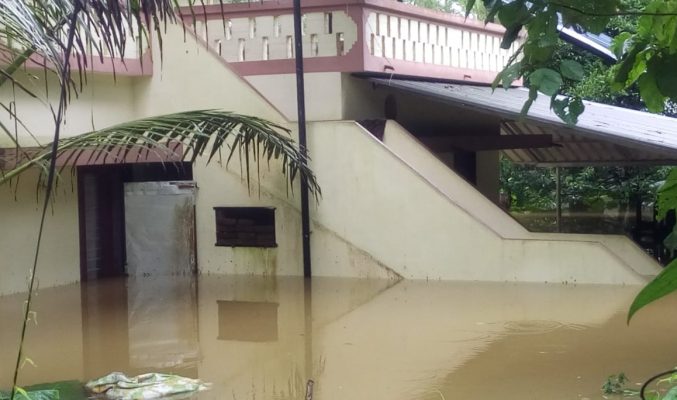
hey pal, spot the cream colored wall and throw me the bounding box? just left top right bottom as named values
left=308, top=120, right=654, bottom=284
left=0, top=73, right=137, bottom=147
left=0, top=169, right=80, bottom=296
left=134, top=24, right=397, bottom=280
left=131, top=27, right=283, bottom=122
left=380, top=120, right=660, bottom=282
left=245, top=72, right=344, bottom=121
left=0, top=70, right=136, bottom=297
left=383, top=120, right=525, bottom=238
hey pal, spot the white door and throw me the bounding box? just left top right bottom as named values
left=124, top=181, right=197, bottom=276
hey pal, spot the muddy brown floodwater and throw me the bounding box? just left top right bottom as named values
left=2, top=276, right=677, bottom=399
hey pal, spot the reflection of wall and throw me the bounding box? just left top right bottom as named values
left=313, top=280, right=638, bottom=400
left=217, top=300, right=279, bottom=342
left=196, top=276, right=307, bottom=398
left=0, top=284, right=84, bottom=388
left=127, top=277, right=199, bottom=372
left=0, top=275, right=648, bottom=400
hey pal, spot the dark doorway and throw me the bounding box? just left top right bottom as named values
left=77, top=162, right=193, bottom=281
left=78, top=166, right=126, bottom=280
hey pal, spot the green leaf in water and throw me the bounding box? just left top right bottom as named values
left=662, top=385, right=677, bottom=400
left=628, top=258, right=677, bottom=323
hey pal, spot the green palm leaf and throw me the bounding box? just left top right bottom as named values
left=0, top=110, right=321, bottom=198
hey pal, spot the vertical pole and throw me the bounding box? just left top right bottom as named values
left=556, top=167, right=562, bottom=233
left=303, top=279, right=313, bottom=381
left=293, top=0, right=312, bottom=277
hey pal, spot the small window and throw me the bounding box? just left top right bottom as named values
left=214, top=207, right=276, bottom=247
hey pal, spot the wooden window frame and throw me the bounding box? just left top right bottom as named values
left=214, top=207, right=277, bottom=248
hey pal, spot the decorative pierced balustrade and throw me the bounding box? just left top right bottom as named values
left=0, top=27, right=152, bottom=77
left=180, top=0, right=522, bottom=84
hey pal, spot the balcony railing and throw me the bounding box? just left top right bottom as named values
left=180, top=0, right=522, bottom=84
left=0, top=27, right=152, bottom=77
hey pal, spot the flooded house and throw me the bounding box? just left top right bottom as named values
left=1, top=0, right=672, bottom=294
left=3, top=0, right=677, bottom=398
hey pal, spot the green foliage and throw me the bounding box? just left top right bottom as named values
left=601, top=371, right=677, bottom=399
left=406, top=0, right=486, bottom=17
left=656, top=169, right=677, bottom=221
left=501, top=156, right=668, bottom=213
left=602, top=373, right=631, bottom=395
left=529, top=67, right=563, bottom=95
left=626, top=167, right=677, bottom=322
left=560, top=60, right=585, bottom=81
left=500, top=156, right=556, bottom=211
left=628, top=258, right=677, bottom=322
left=0, top=388, right=58, bottom=400
left=468, top=0, right=677, bottom=121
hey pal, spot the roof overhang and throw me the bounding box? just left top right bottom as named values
left=367, top=77, right=677, bottom=166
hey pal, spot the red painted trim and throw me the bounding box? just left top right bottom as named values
left=229, top=56, right=357, bottom=75
left=0, top=48, right=153, bottom=77
left=364, top=54, right=502, bottom=85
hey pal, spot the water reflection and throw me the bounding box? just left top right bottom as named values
left=217, top=301, right=279, bottom=342
left=2, top=276, right=677, bottom=400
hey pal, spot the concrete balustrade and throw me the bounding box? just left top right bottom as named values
left=366, top=12, right=519, bottom=73
left=0, top=25, right=152, bottom=76
left=179, top=0, right=522, bottom=84
left=195, top=11, right=358, bottom=62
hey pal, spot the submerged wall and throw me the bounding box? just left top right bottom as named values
left=0, top=169, right=80, bottom=295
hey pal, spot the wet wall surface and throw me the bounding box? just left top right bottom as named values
left=2, top=276, right=677, bottom=399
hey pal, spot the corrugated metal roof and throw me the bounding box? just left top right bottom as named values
left=368, top=78, right=677, bottom=165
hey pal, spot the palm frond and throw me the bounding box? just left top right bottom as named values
left=0, top=110, right=321, bottom=198
left=0, top=0, right=210, bottom=95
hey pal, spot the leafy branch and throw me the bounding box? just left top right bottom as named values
left=0, top=110, right=321, bottom=198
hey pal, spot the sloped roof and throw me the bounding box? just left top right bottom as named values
left=368, top=77, right=677, bottom=166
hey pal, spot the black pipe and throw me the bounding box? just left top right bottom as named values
left=641, top=369, right=677, bottom=399
left=292, top=0, right=312, bottom=277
